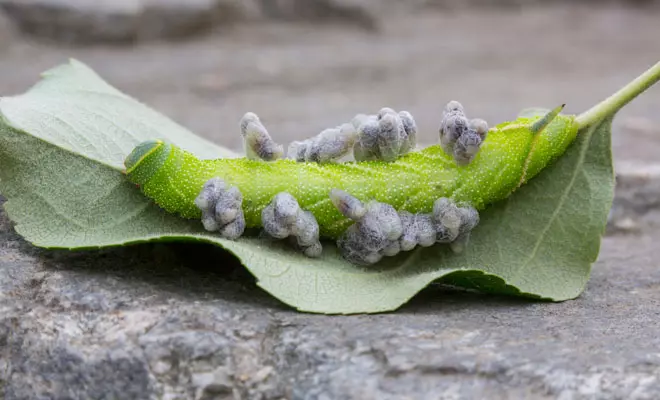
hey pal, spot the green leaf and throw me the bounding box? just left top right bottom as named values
left=0, top=60, right=618, bottom=314
left=0, top=59, right=239, bottom=168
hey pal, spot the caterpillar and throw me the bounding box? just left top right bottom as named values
left=124, top=102, right=578, bottom=265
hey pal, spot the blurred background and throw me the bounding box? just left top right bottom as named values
left=0, top=0, right=659, bottom=162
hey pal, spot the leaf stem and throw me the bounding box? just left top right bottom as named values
left=576, top=61, right=660, bottom=129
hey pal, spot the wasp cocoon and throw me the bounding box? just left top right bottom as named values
left=432, top=197, right=479, bottom=244
left=399, top=211, right=436, bottom=251
left=288, top=123, right=357, bottom=163
left=240, top=112, right=284, bottom=161
left=377, top=110, right=407, bottom=162
left=333, top=190, right=403, bottom=265
left=352, top=108, right=417, bottom=162
left=440, top=101, right=489, bottom=165
left=470, top=118, right=489, bottom=140
left=398, top=110, right=418, bottom=154
left=287, top=107, right=416, bottom=165
left=329, top=188, right=367, bottom=220
left=353, top=116, right=379, bottom=161
left=332, top=189, right=480, bottom=265
left=439, top=101, right=467, bottom=151
left=332, top=189, right=402, bottom=242
left=449, top=204, right=480, bottom=254
left=262, top=192, right=322, bottom=258
left=453, top=131, right=483, bottom=166
left=194, top=177, right=246, bottom=239
left=350, top=113, right=375, bottom=131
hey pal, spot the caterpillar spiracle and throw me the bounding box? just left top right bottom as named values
left=124, top=104, right=578, bottom=246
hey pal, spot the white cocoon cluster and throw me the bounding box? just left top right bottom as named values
left=240, top=112, right=284, bottom=161
left=194, top=177, right=246, bottom=240
left=283, top=107, right=418, bottom=164
left=352, top=108, right=417, bottom=162
left=262, top=192, right=323, bottom=258
left=439, top=101, right=488, bottom=165
left=331, top=189, right=480, bottom=266
left=288, top=123, right=358, bottom=163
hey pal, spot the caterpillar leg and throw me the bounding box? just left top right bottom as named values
left=194, top=177, right=246, bottom=240
left=439, top=101, right=488, bottom=165
left=261, top=192, right=323, bottom=258
left=240, top=112, right=284, bottom=161
left=352, top=108, right=417, bottom=162
left=330, top=189, right=480, bottom=265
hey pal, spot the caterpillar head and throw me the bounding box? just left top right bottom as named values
left=124, top=139, right=172, bottom=185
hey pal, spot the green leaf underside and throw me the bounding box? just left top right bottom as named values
left=0, top=59, right=239, bottom=169
left=0, top=60, right=615, bottom=314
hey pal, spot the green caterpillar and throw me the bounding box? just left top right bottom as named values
left=124, top=104, right=578, bottom=240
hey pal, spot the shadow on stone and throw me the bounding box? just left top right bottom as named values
left=397, top=283, right=538, bottom=315
left=29, top=239, right=289, bottom=310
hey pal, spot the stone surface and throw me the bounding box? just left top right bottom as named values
left=608, top=119, right=660, bottom=234
left=0, top=0, right=381, bottom=44
left=4, top=0, right=658, bottom=45
left=246, top=0, right=379, bottom=31
left=3, top=5, right=660, bottom=399
left=609, top=161, right=660, bottom=233
left=0, top=0, right=244, bottom=44
left=2, top=195, right=660, bottom=399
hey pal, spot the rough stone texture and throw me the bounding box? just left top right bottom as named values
left=607, top=119, right=660, bottom=234
left=2, top=5, right=660, bottom=399
left=3, top=0, right=659, bottom=45
left=3, top=196, right=660, bottom=399
left=246, top=0, right=379, bottom=31
left=609, top=161, right=660, bottom=233
left=0, top=0, right=382, bottom=44
left=0, top=0, right=244, bottom=44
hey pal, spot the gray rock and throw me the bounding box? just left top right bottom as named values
left=3, top=191, right=660, bottom=399
left=3, top=0, right=654, bottom=46
left=0, top=0, right=381, bottom=44
left=0, top=0, right=243, bottom=44
left=249, top=0, right=378, bottom=31
left=608, top=161, right=660, bottom=234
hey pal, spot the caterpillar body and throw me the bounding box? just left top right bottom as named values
left=124, top=107, right=578, bottom=240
